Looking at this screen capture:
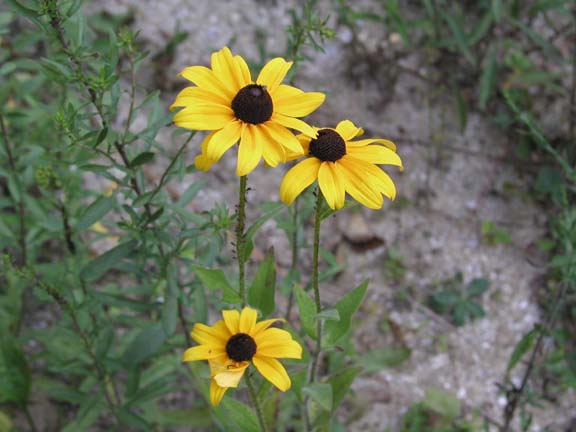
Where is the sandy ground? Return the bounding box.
[79,0,575,430]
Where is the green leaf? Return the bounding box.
[76,194,116,231]
[302,383,333,412]
[507,327,538,372]
[357,347,411,373]
[0,335,30,405]
[161,295,178,336]
[491,0,503,22]
[294,285,316,339]
[439,10,475,65]
[241,203,284,263]
[454,87,468,131]
[118,408,151,430]
[248,248,276,317]
[130,151,156,168]
[423,388,461,420]
[214,397,261,432]
[192,265,240,304]
[94,127,108,147]
[123,324,168,365]
[80,240,138,282]
[479,47,497,110]
[330,366,361,410]
[316,308,340,322]
[324,280,368,345]
[466,278,490,297]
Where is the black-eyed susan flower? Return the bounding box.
[171,47,325,176]
[182,307,302,406]
[280,120,403,210]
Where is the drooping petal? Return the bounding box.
[182,345,225,362]
[222,309,240,334]
[279,158,321,205]
[335,120,364,140]
[210,380,228,406]
[212,364,249,388]
[271,113,316,138]
[253,123,286,167]
[206,120,243,162]
[347,145,402,167]
[173,105,234,131]
[210,47,244,94]
[345,157,397,200]
[252,356,291,391]
[346,138,396,151]
[236,124,262,176]
[318,162,346,210]
[178,65,234,100]
[194,153,216,171]
[272,85,325,117]
[170,86,229,110]
[285,134,313,161]
[239,307,258,334]
[262,122,303,154]
[235,55,252,87]
[190,320,231,346]
[337,158,384,209]
[257,58,292,93]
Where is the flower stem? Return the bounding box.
[309,188,323,383]
[246,372,268,432]
[285,197,300,320]
[236,175,248,306]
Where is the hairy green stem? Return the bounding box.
[284,198,300,320]
[246,372,268,432]
[309,188,323,382]
[236,175,248,306]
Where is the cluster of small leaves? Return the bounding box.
[427,274,490,327]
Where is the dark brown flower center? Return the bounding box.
[226,333,257,362]
[309,129,346,162]
[231,84,273,124]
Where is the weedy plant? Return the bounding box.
[0,0,403,431]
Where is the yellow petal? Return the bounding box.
[210,380,228,406]
[173,105,234,131]
[335,120,364,140]
[194,153,216,171]
[213,364,248,388]
[252,356,291,391]
[190,320,230,346]
[170,86,229,110]
[279,158,321,205]
[351,158,397,200]
[273,85,325,117]
[256,339,302,359]
[239,307,258,334]
[318,162,345,210]
[252,318,284,336]
[222,309,240,334]
[262,122,302,154]
[346,138,396,151]
[255,328,303,359]
[271,113,316,138]
[178,65,233,100]
[236,124,262,176]
[253,123,285,167]
[337,158,383,209]
[211,47,244,94]
[206,120,243,162]
[182,345,225,362]
[257,58,292,93]
[235,55,252,87]
[347,145,402,167]
[285,134,312,161]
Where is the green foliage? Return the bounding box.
[481,220,512,246]
[427,274,490,326]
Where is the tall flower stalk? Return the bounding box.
[236,175,248,306]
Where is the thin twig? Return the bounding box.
[246,372,268,432]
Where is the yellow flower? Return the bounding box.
[182,307,302,406]
[280,120,403,210]
[171,47,325,176]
